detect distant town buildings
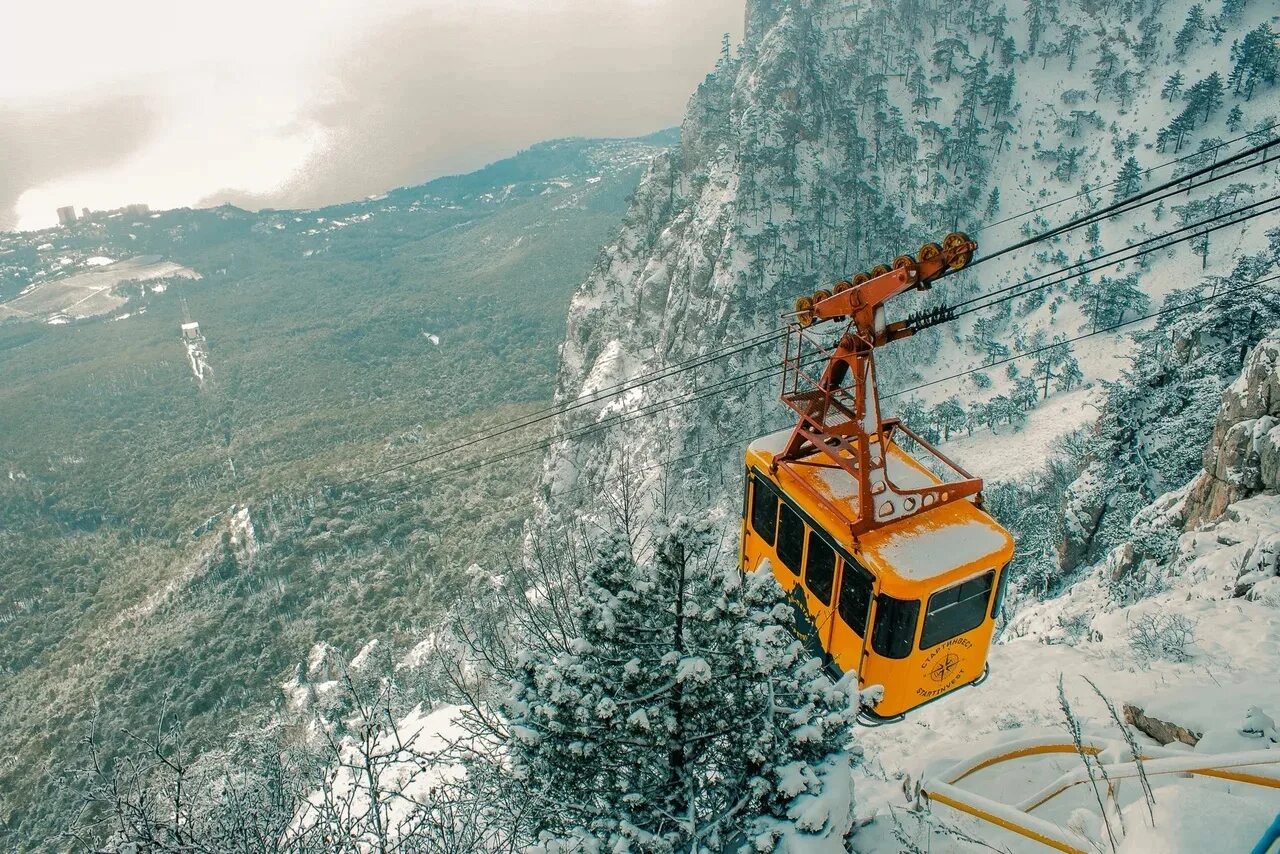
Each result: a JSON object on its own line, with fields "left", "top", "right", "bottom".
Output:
{"left": 56, "top": 203, "right": 152, "bottom": 227}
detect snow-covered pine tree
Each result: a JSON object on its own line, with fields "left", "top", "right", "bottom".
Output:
{"left": 1229, "top": 24, "right": 1279, "bottom": 99}
{"left": 1227, "top": 104, "right": 1245, "bottom": 132}
{"left": 1113, "top": 156, "right": 1143, "bottom": 202}
{"left": 1175, "top": 4, "right": 1206, "bottom": 56}
{"left": 932, "top": 396, "right": 968, "bottom": 440}
{"left": 503, "top": 519, "right": 859, "bottom": 853}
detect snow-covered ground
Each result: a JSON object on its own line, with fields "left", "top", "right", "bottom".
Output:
{"left": 854, "top": 491, "right": 1280, "bottom": 853}
{"left": 941, "top": 385, "right": 1101, "bottom": 484}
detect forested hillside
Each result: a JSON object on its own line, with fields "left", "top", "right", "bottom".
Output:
{"left": 0, "top": 132, "right": 672, "bottom": 846}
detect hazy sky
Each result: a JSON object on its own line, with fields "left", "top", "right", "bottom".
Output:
{"left": 0, "top": 0, "right": 744, "bottom": 231}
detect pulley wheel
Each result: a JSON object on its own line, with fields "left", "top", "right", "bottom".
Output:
{"left": 833, "top": 279, "right": 853, "bottom": 294}
{"left": 942, "top": 231, "right": 974, "bottom": 270}
{"left": 794, "top": 295, "right": 815, "bottom": 328}
{"left": 919, "top": 242, "right": 943, "bottom": 264}
{"left": 851, "top": 271, "right": 872, "bottom": 286}
{"left": 870, "top": 264, "right": 891, "bottom": 277}
{"left": 812, "top": 288, "right": 832, "bottom": 303}
{"left": 892, "top": 254, "right": 916, "bottom": 270}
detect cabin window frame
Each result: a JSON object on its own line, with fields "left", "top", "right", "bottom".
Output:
{"left": 836, "top": 556, "right": 874, "bottom": 638}
{"left": 920, "top": 570, "right": 996, "bottom": 650}
{"left": 748, "top": 473, "right": 781, "bottom": 548}
{"left": 871, "top": 594, "right": 920, "bottom": 659}
{"left": 775, "top": 502, "right": 806, "bottom": 575}
{"left": 803, "top": 529, "right": 837, "bottom": 606}
{"left": 991, "top": 563, "right": 1011, "bottom": 619}
{"left": 745, "top": 468, "right": 878, "bottom": 632}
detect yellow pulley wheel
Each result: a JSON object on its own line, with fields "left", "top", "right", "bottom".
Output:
{"left": 813, "top": 288, "right": 832, "bottom": 303}
{"left": 794, "top": 295, "right": 815, "bottom": 328}
{"left": 870, "top": 264, "right": 891, "bottom": 277}
{"left": 919, "top": 242, "right": 943, "bottom": 264}
{"left": 942, "top": 231, "right": 974, "bottom": 270}
{"left": 833, "top": 279, "right": 853, "bottom": 294}
{"left": 851, "top": 271, "right": 872, "bottom": 286}
{"left": 892, "top": 254, "right": 916, "bottom": 270}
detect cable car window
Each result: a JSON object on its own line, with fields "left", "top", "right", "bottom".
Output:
{"left": 749, "top": 478, "right": 779, "bottom": 546}
{"left": 837, "top": 559, "right": 873, "bottom": 637}
{"left": 921, "top": 571, "right": 995, "bottom": 649}
{"left": 776, "top": 503, "right": 804, "bottom": 574}
{"left": 871, "top": 594, "right": 919, "bottom": 659}
{"left": 991, "top": 563, "right": 1011, "bottom": 619}
{"left": 804, "top": 531, "right": 836, "bottom": 605}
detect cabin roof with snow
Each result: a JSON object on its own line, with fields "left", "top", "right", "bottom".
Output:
{"left": 746, "top": 427, "right": 1012, "bottom": 593}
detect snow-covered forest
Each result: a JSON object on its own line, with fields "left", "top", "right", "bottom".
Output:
{"left": 69, "top": 0, "right": 1280, "bottom": 850}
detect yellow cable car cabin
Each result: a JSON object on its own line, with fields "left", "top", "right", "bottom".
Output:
{"left": 741, "top": 427, "right": 1013, "bottom": 721}
{"left": 741, "top": 234, "right": 1014, "bottom": 722}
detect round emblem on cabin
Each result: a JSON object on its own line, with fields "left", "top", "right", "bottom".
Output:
{"left": 928, "top": 653, "right": 960, "bottom": 683}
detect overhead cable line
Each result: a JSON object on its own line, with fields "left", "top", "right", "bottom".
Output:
{"left": 362, "top": 138, "right": 1280, "bottom": 479}
{"left": 952, "top": 192, "right": 1280, "bottom": 311}
{"left": 197, "top": 141, "right": 1280, "bottom": 523}
{"left": 955, "top": 135, "right": 1280, "bottom": 274}
{"left": 350, "top": 198, "right": 1273, "bottom": 488}
{"left": 942, "top": 195, "right": 1280, "bottom": 323}
{"left": 544, "top": 271, "right": 1280, "bottom": 501}
{"left": 369, "top": 325, "right": 786, "bottom": 477}
{"left": 369, "top": 262, "right": 1280, "bottom": 496}
{"left": 975, "top": 121, "right": 1280, "bottom": 235}
{"left": 342, "top": 348, "right": 830, "bottom": 489}
{"left": 894, "top": 271, "right": 1280, "bottom": 397}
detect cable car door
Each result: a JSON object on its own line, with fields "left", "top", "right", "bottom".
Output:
{"left": 828, "top": 554, "right": 876, "bottom": 679}
{"left": 799, "top": 527, "right": 843, "bottom": 663}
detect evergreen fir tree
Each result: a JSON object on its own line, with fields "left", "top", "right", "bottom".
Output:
{"left": 1056, "top": 352, "right": 1084, "bottom": 392}
{"left": 1174, "top": 5, "right": 1205, "bottom": 56}
{"left": 984, "top": 338, "right": 1011, "bottom": 364}
{"left": 1161, "top": 71, "right": 1184, "bottom": 100}
{"left": 1230, "top": 25, "right": 1279, "bottom": 99}
{"left": 931, "top": 37, "right": 969, "bottom": 82}
{"left": 1000, "top": 35, "right": 1017, "bottom": 67}
{"left": 1135, "top": 16, "right": 1162, "bottom": 62}
{"left": 1085, "top": 220, "right": 1101, "bottom": 253}
{"left": 504, "top": 522, "right": 860, "bottom": 852}
{"left": 1226, "top": 104, "right": 1244, "bottom": 132}
{"left": 932, "top": 396, "right": 967, "bottom": 440}
{"left": 1113, "top": 156, "right": 1143, "bottom": 201}
{"left": 1157, "top": 107, "right": 1197, "bottom": 153}
{"left": 1090, "top": 45, "right": 1118, "bottom": 102}
{"left": 1026, "top": 0, "right": 1047, "bottom": 56}
{"left": 1012, "top": 376, "right": 1040, "bottom": 410}
{"left": 1031, "top": 336, "right": 1081, "bottom": 398}
{"left": 1061, "top": 25, "right": 1085, "bottom": 71}
{"left": 1186, "top": 72, "right": 1225, "bottom": 122}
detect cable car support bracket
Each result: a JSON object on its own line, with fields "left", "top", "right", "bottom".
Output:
{"left": 773, "top": 233, "right": 982, "bottom": 541}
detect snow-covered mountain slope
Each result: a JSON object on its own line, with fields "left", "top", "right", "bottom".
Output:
{"left": 525, "top": 2, "right": 1280, "bottom": 848}
{"left": 537, "top": 0, "right": 1280, "bottom": 530}
{"left": 852, "top": 330, "right": 1280, "bottom": 852}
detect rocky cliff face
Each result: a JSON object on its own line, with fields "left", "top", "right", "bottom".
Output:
{"left": 537, "top": 0, "right": 1280, "bottom": 534}
{"left": 540, "top": 0, "right": 996, "bottom": 523}
{"left": 1185, "top": 334, "right": 1280, "bottom": 528}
